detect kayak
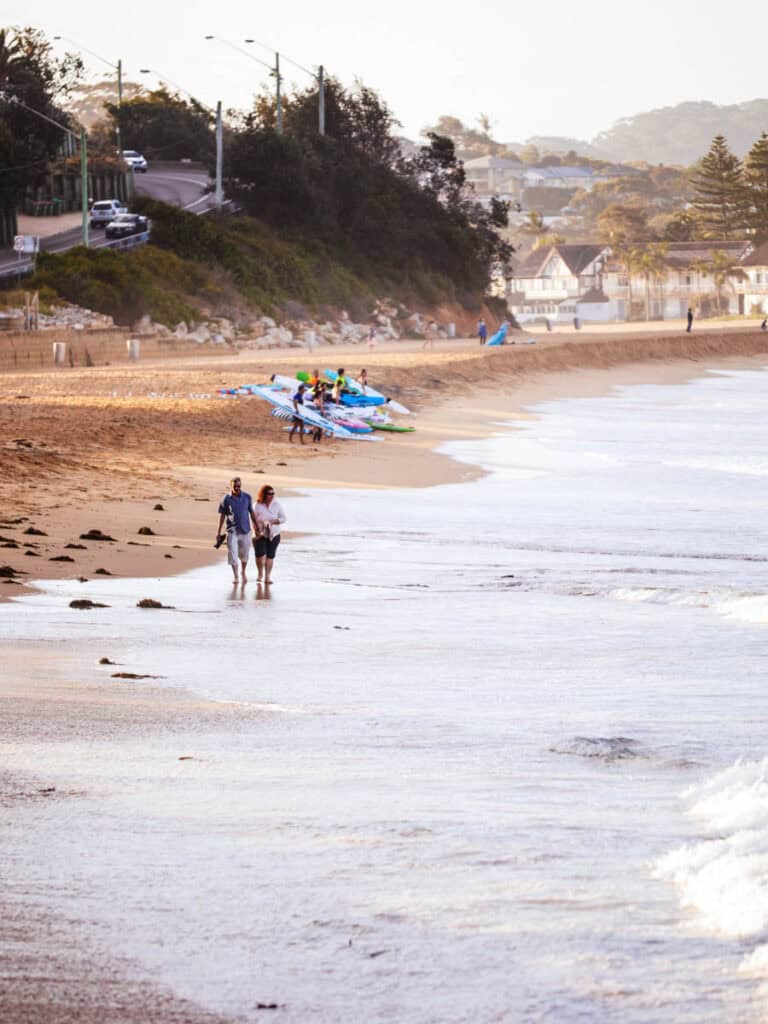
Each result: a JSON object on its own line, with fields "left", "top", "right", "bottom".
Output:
{"left": 370, "top": 422, "right": 415, "bottom": 433}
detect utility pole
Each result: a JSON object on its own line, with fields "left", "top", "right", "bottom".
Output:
{"left": 116, "top": 58, "right": 123, "bottom": 154}
{"left": 275, "top": 53, "right": 283, "bottom": 135}
{"left": 80, "top": 129, "right": 89, "bottom": 248}
{"left": 215, "top": 101, "right": 223, "bottom": 210}
{"left": 318, "top": 64, "right": 325, "bottom": 136}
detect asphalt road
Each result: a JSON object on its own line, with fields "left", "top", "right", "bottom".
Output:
{"left": 0, "top": 165, "right": 213, "bottom": 276}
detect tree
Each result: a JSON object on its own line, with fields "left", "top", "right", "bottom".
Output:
{"left": 612, "top": 244, "right": 643, "bottom": 319}
{"left": 690, "top": 135, "right": 747, "bottom": 239}
{"left": 709, "top": 249, "right": 736, "bottom": 315}
{"left": 596, "top": 203, "right": 649, "bottom": 245}
{"left": 106, "top": 88, "right": 214, "bottom": 161}
{"left": 0, "top": 26, "right": 83, "bottom": 205}
{"left": 637, "top": 242, "right": 669, "bottom": 319}
{"left": 744, "top": 132, "right": 768, "bottom": 242}
{"left": 661, "top": 209, "right": 695, "bottom": 241}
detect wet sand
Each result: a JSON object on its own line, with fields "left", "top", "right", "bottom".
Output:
{"left": 1, "top": 326, "right": 768, "bottom": 1020}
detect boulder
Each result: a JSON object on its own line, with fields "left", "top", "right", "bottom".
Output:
{"left": 187, "top": 325, "right": 211, "bottom": 344}
{"left": 173, "top": 322, "right": 188, "bottom": 338}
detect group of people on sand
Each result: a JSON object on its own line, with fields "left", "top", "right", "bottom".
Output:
{"left": 290, "top": 367, "right": 369, "bottom": 445}
{"left": 216, "top": 478, "right": 286, "bottom": 585}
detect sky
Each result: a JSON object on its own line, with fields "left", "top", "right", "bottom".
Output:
{"left": 9, "top": 0, "right": 767, "bottom": 144}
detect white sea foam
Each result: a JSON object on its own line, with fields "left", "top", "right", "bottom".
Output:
{"left": 656, "top": 759, "right": 768, "bottom": 941}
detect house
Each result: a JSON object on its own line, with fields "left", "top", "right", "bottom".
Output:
{"left": 735, "top": 242, "right": 768, "bottom": 314}
{"left": 509, "top": 244, "right": 612, "bottom": 321}
{"left": 602, "top": 241, "right": 753, "bottom": 320}
{"left": 463, "top": 156, "right": 526, "bottom": 199}
{"left": 509, "top": 240, "right": 753, "bottom": 323}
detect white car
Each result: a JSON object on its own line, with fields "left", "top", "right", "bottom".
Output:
{"left": 90, "top": 198, "right": 127, "bottom": 228}
{"left": 122, "top": 150, "right": 148, "bottom": 173}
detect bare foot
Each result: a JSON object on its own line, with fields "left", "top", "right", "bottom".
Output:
{"left": 264, "top": 578, "right": 272, "bottom": 585}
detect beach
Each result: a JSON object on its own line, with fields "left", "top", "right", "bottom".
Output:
{"left": 3, "top": 324, "right": 768, "bottom": 1022}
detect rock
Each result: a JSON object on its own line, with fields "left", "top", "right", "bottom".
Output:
{"left": 69, "top": 599, "right": 110, "bottom": 609}
{"left": 134, "top": 314, "right": 157, "bottom": 337}
{"left": 24, "top": 550, "right": 40, "bottom": 557}
{"left": 0, "top": 565, "right": 23, "bottom": 578}
{"left": 94, "top": 568, "right": 112, "bottom": 576}
{"left": 49, "top": 555, "right": 75, "bottom": 562}
{"left": 153, "top": 504, "right": 165, "bottom": 511}
{"left": 173, "top": 322, "right": 188, "bottom": 338}
{"left": 137, "top": 526, "right": 155, "bottom": 536}
{"left": 99, "top": 657, "right": 116, "bottom": 664}
{"left": 136, "top": 598, "right": 175, "bottom": 609}
{"left": 260, "top": 316, "right": 277, "bottom": 329}
{"left": 111, "top": 672, "right": 156, "bottom": 679}
{"left": 187, "top": 325, "right": 211, "bottom": 344}
{"left": 65, "top": 543, "right": 87, "bottom": 549}
{"left": 24, "top": 527, "right": 47, "bottom": 536}
{"left": 80, "top": 529, "right": 116, "bottom": 542}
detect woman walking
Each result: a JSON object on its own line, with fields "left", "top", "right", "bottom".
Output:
{"left": 254, "top": 484, "right": 287, "bottom": 584}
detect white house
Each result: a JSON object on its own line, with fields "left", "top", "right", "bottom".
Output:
{"left": 735, "top": 242, "right": 768, "bottom": 314}
{"left": 509, "top": 241, "right": 754, "bottom": 323}
{"left": 509, "top": 244, "right": 614, "bottom": 321}
{"left": 602, "top": 241, "right": 753, "bottom": 320}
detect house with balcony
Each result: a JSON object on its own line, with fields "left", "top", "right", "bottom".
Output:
{"left": 463, "top": 156, "right": 526, "bottom": 200}
{"left": 736, "top": 242, "right": 768, "bottom": 314}
{"left": 602, "top": 241, "right": 753, "bottom": 320}
{"left": 508, "top": 243, "right": 614, "bottom": 321}
{"left": 509, "top": 240, "right": 754, "bottom": 323}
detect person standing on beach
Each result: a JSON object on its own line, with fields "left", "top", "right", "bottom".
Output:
{"left": 254, "top": 484, "right": 287, "bottom": 585}
{"left": 216, "top": 477, "right": 258, "bottom": 583}
{"left": 332, "top": 368, "right": 348, "bottom": 405}
{"left": 359, "top": 368, "right": 369, "bottom": 394}
{"left": 422, "top": 322, "right": 437, "bottom": 351}
{"left": 367, "top": 324, "right": 377, "bottom": 351}
{"left": 290, "top": 384, "right": 307, "bottom": 444}
{"left": 477, "top": 318, "right": 487, "bottom": 345}
{"left": 686, "top": 308, "right": 694, "bottom": 333}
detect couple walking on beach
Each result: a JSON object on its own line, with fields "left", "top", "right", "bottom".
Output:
{"left": 215, "top": 478, "right": 286, "bottom": 584}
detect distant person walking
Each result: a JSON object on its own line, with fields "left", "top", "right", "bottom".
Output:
{"left": 477, "top": 318, "right": 488, "bottom": 345}
{"left": 367, "top": 324, "right": 377, "bottom": 351}
{"left": 686, "top": 308, "right": 694, "bottom": 333}
{"left": 761, "top": 318, "right": 767, "bottom": 331}
{"left": 216, "top": 476, "right": 258, "bottom": 584}
{"left": 254, "top": 484, "right": 287, "bottom": 585}
{"left": 422, "top": 321, "right": 438, "bottom": 351}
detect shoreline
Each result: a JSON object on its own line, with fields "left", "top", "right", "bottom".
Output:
{"left": 1, "top": 328, "right": 767, "bottom": 598}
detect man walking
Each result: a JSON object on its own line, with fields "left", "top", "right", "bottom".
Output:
{"left": 686, "top": 308, "right": 694, "bottom": 333}
{"left": 477, "top": 318, "right": 488, "bottom": 345}
{"left": 216, "top": 477, "right": 258, "bottom": 583}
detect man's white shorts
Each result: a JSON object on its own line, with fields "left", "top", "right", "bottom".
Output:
{"left": 227, "top": 530, "right": 251, "bottom": 567}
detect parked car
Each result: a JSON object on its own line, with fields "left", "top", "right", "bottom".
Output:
{"left": 105, "top": 213, "right": 150, "bottom": 240}
{"left": 90, "top": 199, "right": 127, "bottom": 228}
{"left": 122, "top": 150, "right": 148, "bottom": 173}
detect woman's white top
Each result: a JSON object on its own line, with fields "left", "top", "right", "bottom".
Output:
{"left": 255, "top": 499, "right": 287, "bottom": 538}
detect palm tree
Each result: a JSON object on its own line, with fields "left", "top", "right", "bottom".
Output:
{"left": 637, "top": 243, "right": 669, "bottom": 320}
{"left": 613, "top": 243, "right": 643, "bottom": 321}
{"left": 709, "top": 250, "right": 734, "bottom": 316}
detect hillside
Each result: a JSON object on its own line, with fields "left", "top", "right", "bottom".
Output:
{"left": 489, "top": 100, "right": 768, "bottom": 166}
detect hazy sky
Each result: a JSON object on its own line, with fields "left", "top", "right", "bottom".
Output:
{"left": 9, "top": 0, "right": 765, "bottom": 143}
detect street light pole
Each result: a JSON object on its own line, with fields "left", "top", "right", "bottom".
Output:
{"left": 215, "top": 101, "right": 223, "bottom": 210}
{"left": 318, "top": 64, "right": 325, "bottom": 136}
{"left": 80, "top": 129, "right": 89, "bottom": 247}
{"left": 274, "top": 53, "right": 282, "bottom": 135}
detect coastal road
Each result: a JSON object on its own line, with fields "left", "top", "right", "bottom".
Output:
{"left": 0, "top": 165, "right": 213, "bottom": 276}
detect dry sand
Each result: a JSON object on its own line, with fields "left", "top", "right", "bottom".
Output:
{"left": 1, "top": 325, "right": 767, "bottom": 1021}
{"left": 1, "top": 326, "right": 767, "bottom": 597}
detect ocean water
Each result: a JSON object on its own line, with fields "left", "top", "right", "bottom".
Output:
{"left": 3, "top": 367, "right": 768, "bottom": 1021}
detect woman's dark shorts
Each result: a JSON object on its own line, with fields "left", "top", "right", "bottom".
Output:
{"left": 254, "top": 534, "right": 281, "bottom": 559}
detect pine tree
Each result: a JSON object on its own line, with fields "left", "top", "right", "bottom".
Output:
{"left": 744, "top": 132, "right": 768, "bottom": 242}
{"left": 691, "top": 135, "right": 747, "bottom": 239}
